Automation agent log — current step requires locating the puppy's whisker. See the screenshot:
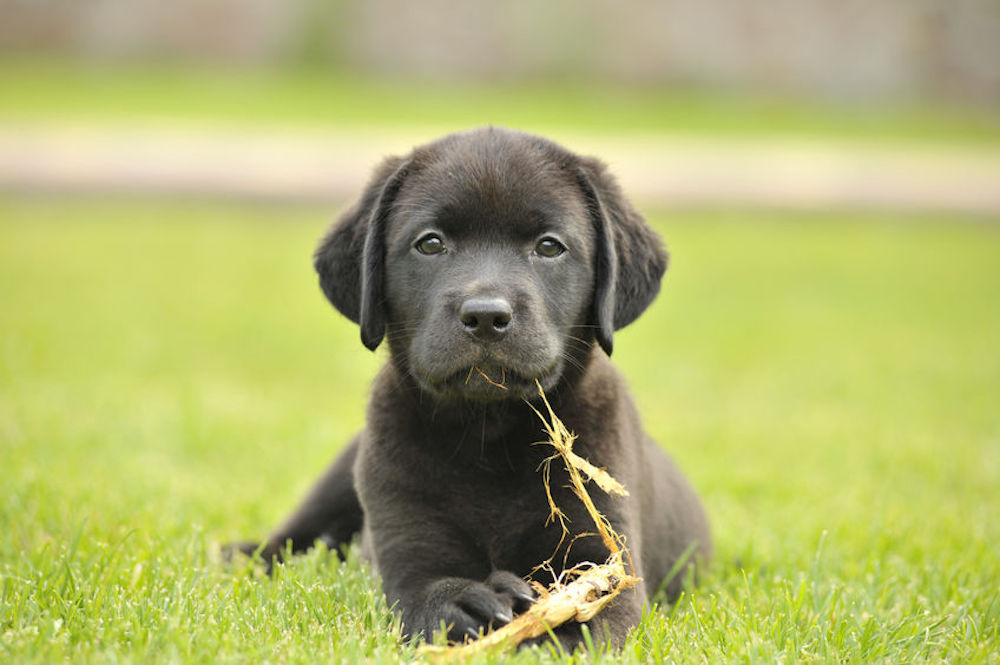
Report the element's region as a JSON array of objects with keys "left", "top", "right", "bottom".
[
  {"left": 557, "top": 353, "right": 586, "bottom": 373},
  {"left": 562, "top": 334, "right": 593, "bottom": 347}
]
